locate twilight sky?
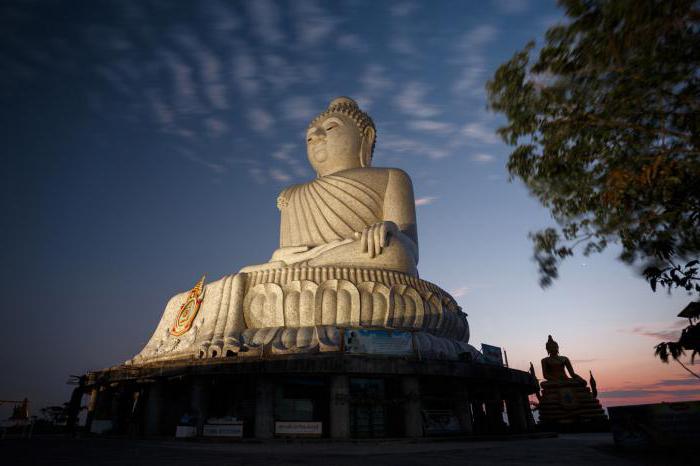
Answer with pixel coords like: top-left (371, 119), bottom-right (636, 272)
top-left (1, 0), bottom-right (698, 417)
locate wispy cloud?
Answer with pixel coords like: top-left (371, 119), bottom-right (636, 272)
top-left (248, 0), bottom-right (284, 46)
top-left (280, 96), bottom-right (315, 122)
top-left (269, 168), bottom-right (292, 183)
top-left (204, 117), bottom-right (229, 138)
top-left (492, 0), bottom-right (529, 14)
top-left (626, 320), bottom-right (687, 342)
top-left (415, 196), bottom-right (438, 206)
top-left (292, 0), bottom-right (337, 48)
top-left (471, 153), bottom-right (495, 163)
top-left (390, 1), bottom-right (419, 17)
top-left (452, 25), bottom-right (499, 97)
top-left (272, 144), bottom-right (295, 162)
top-left (389, 36), bottom-right (419, 57)
top-left (409, 120), bottom-right (455, 134)
top-left (174, 33), bottom-right (228, 109)
top-left (600, 387), bottom-right (700, 399)
top-left (360, 64), bottom-right (392, 94)
top-left (337, 34), bottom-right (368, 53)
top-left (262, 54), bottom-right (301, 91)
top-left (395, 82), bottom-right (440, 118)
top-left (248, 167), bottom-right (266, 184)
top-left (653, 378), bottom-right (700, 387)
top-left (248, 107), bottom-right (274, 132)
top-left (177, 147), bottom-right (226, 174)
top-left (450, 283), bottom-right (493, 297)
top-left (231, 46), bottom-right (260, 97)
top-left (461, 122), bottom-right (500, 145)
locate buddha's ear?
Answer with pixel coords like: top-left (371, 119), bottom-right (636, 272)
top-left (359, 126), bottom-right (376, 168)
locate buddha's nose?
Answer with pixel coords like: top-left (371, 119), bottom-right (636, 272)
top-left (308, 127), bottom-right (324, 143)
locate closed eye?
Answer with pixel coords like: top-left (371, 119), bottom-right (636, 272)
top-left (324, 122), bottom-right (339, 131)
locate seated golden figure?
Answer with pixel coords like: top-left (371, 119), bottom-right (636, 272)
top-left (537, 335), bottom-right (606, 426)
top-left (541, 335), bottom-right (586, 388)
top-left (129, 97), bottom-right (472, 364)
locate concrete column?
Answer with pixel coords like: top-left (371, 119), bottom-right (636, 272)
top-left (66, 386), bottom-right (84, 435)
top-left (85, 388), bottom-right (99, 433)
top-left (402, 376), bottom-right (423, 438)
top-left (484, 390), bottom-right (503, 433)
top-left (144, 382), bottom-right (165, 436)
top-left (505, 394), bottom-right (527, 432)
top-left (110, 389), bottom-right (122, 432)
top-left (190, 377), bottom-right (210, 436)
top-left (523, 394), bottom-right (536, 429)
top-left (471, 400), bottom-right (486, 434)
top-left (454, 388), bottom-right (473, 435)
top-left (255, 378), bottom-right (275, 439)
top-left (330, 375), bottom-right (350, 439)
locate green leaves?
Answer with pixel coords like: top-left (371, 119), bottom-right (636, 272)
top-left (487, 0), bottom-right (700, 286)
top-left (486, 0), bottom-right (700, 365)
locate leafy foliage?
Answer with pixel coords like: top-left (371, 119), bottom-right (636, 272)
top-left (487, 0), bottom-right (700, 365)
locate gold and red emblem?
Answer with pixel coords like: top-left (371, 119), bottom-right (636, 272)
top-left (170, 275), bottom-right (206, 336)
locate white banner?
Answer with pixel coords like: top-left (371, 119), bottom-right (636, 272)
top-left (275, 421), bottom-right (322, 436)
top-left (202, 422), bottom-right (243, 437)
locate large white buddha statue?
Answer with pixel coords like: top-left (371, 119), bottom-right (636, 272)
top-left (129, 97), bottom-right (474, 365)
top-left (242, 96), bottom-right (418, 276)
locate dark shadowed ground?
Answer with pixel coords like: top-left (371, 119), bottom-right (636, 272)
top-left (0, 433), bottom-right (692, 465)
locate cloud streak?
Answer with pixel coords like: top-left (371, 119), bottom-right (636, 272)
top-left (415, 196), bottom-right (438, 206)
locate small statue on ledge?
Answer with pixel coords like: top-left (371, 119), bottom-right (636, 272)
top-left (535, 335), bottom-right (607, 429)
top-left (541, 335), bottom-right (586, 387)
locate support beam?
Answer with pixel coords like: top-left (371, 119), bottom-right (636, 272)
top-left (402, 376), bottom-right (423, 438)
top-left (85, 388), bottom-right (98, 433)
top-left (330, 375), bottom-right (350, 439)
top-left (505, 393), bottom-right (527, 432)
top-left (190, 377), bottom-right (210, 436)
top-left (484, 390), bottom-right (504, 433)
top-left (454, 387), bottom-right (473, 435)
top-left (255, 377), bottom-right (275, 439)
top-left (144, 382), bottom-right (165, 436)
top-left (523, 394), bottom-right (536, 429)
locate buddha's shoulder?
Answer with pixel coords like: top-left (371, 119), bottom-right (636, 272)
top-left (333, 167), bottom-right (412, 185)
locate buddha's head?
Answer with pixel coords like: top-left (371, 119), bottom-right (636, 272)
top-left (546, 335), bottom-right (559, 356)
top-left (306, 97), bottom-right (376, 177)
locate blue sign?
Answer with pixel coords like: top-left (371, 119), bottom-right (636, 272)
top-left (344, 329), bottom-right (413, 355)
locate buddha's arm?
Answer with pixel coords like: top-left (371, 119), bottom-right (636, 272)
top-left (563, 357), bottom-right (584, 380)
top-left (541, 359), bottom-right (553, 380)
top-left (382, 168), bottom-right (419, 262)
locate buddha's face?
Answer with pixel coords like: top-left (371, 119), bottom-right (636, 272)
top-left (306, 113), bottom-right (362, 176)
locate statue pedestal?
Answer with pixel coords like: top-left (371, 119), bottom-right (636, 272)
top-left (538, 380), bottom-right (607, 429)
top-left (131, 266), bottom-right (475, 365)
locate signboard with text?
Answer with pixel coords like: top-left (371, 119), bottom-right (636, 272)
top-left (481, 344), bottom-right (504, 366)
top-left (344, 328), bottom-right (413, 356)
top-left (275, 421), bottom-right (323, 436)
top-left (202, 422), bottom-right (243, 438)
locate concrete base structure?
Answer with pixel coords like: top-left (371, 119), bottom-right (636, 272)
top-left (81, 354), bottom-right (537, 439)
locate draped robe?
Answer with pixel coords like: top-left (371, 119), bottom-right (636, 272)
top-left (278, 173), bottom-right (383, 248)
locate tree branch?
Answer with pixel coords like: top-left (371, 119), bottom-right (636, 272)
top-left (675, 358), bottom-right (700, 380)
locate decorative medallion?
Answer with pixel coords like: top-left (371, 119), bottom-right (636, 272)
top-left (170, 275), bottom-right (206, 336)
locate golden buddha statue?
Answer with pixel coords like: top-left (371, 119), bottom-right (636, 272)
top-left (129, 97), bottom-right (473, 364)
top-left (541, 335), bottom-right (586, 387)
top-left (537, 336), bottom-right (607, 428)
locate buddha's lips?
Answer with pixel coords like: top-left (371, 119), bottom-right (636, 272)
top-left (313, 145), bottom-right (327, 160)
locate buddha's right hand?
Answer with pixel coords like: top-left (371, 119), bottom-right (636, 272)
top-left (357, 221), bottom-right (398, 258)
